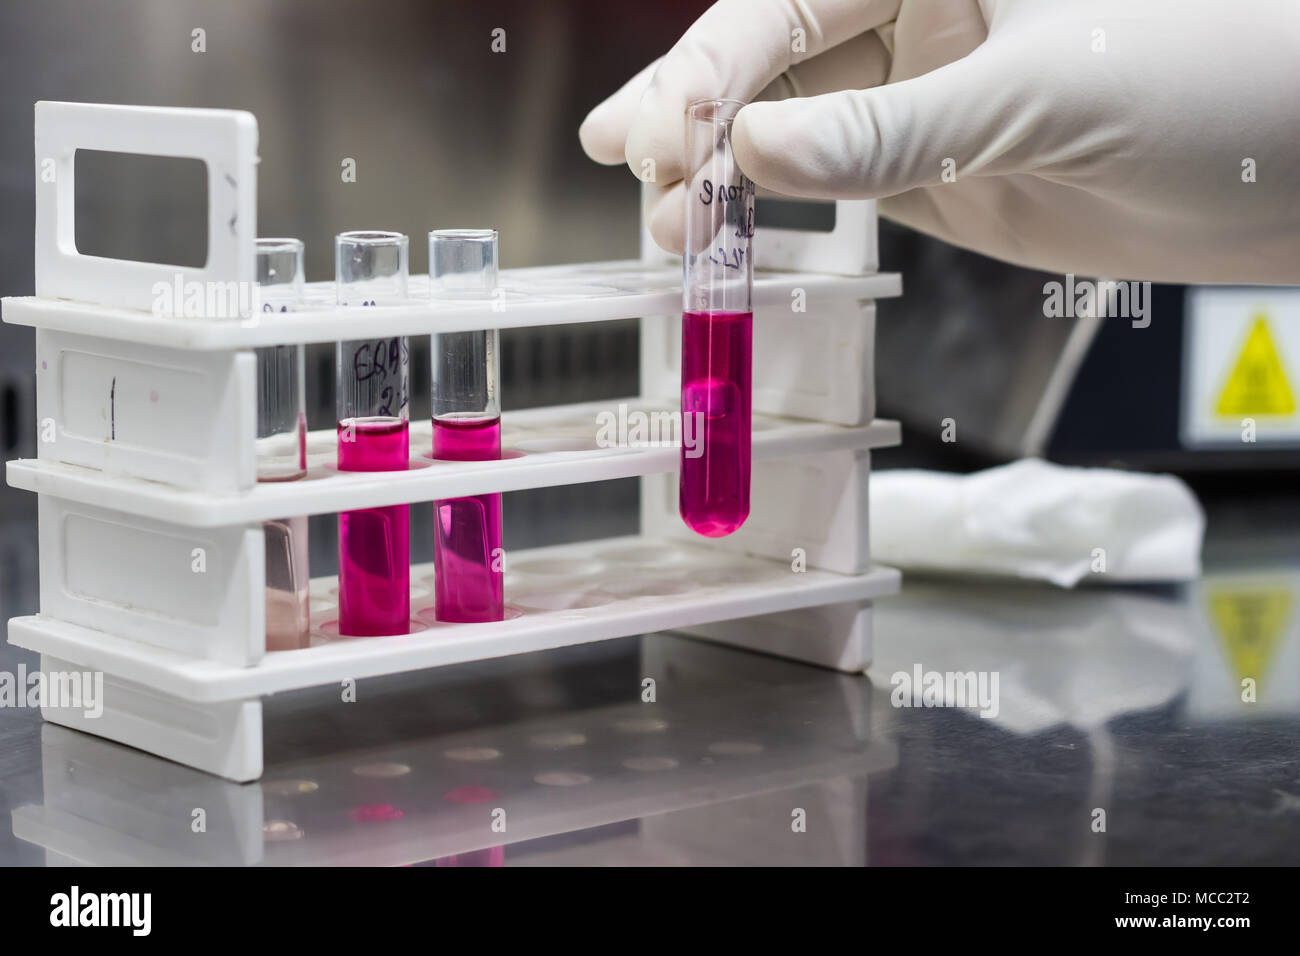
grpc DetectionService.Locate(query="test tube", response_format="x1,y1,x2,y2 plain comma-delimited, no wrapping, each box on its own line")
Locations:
335,231,411,636
429,229,504,623
257,238,310,650
680,99,754,537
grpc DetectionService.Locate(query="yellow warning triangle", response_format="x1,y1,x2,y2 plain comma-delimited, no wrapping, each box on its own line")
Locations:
1207,587,1292,689
1216,315,1297,416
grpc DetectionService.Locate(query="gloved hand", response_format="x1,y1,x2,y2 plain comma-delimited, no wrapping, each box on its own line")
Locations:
580,0,1300,284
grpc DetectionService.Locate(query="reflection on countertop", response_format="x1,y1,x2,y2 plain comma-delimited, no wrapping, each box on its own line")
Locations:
3,495,1299,865
867,565,1300,865
11,636,894,866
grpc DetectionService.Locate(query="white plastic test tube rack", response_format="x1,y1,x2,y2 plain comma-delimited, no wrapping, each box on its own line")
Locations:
3,102,903,781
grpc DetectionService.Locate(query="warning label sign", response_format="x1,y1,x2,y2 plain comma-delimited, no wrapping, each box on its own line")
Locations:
1214,315,1297,417
1182,289,1300,446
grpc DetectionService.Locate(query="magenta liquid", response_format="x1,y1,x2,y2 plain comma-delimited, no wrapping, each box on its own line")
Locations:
680,310,752,537
435,846,505,867
436,784,504,866
337,417,410,636
432,417,504,623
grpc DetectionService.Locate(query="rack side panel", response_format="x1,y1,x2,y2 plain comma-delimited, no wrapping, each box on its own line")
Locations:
39,496,265,666
36,330,255,492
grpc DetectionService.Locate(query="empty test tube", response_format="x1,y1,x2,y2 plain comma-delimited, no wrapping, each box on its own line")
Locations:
256,238,310,651
429,229,504,623
335,231,411,637
680,99,754,537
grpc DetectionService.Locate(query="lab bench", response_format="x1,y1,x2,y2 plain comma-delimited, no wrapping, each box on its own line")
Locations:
1,492,1296,866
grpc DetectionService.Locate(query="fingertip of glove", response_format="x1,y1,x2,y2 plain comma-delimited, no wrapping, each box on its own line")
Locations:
647,194,685,257
578,104,626,165
732,101,788,187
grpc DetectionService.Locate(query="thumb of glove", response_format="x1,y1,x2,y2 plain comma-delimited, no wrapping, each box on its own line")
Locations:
733,48,1027,200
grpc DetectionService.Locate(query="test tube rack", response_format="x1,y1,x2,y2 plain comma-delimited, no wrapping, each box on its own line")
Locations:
3,102,903,781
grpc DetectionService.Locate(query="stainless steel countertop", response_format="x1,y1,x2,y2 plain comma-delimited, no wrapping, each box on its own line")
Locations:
2,493,1297,866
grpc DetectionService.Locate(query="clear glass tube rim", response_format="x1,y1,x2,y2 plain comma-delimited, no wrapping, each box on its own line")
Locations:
256,237,306,304
430,228,498,241
686,98,747,124
335,230,411,304
336,230,409,246
429,228,499,300
256,237,304,253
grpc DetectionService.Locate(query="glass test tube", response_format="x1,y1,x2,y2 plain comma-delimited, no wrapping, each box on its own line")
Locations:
680,99,754,537
335,231,411,636
256,238,311,651
429,229,504,624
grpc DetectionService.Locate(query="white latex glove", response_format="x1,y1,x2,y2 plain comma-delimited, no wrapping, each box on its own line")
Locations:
580,0,1300,284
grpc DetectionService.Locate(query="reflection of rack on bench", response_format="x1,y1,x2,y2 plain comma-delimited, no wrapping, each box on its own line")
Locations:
3,102,904,781
11,636,898,866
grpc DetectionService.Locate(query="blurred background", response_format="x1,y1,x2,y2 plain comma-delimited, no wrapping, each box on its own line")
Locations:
0,0,1297,574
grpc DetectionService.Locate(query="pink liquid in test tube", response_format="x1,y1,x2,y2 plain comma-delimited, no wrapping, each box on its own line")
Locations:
433,417,504,623
679,99,754,537
680,310,752,537
338,417,411,636
429,228,506,624
335,230,411,637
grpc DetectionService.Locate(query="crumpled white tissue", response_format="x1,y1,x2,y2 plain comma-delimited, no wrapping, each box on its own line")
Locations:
869,459,1205,587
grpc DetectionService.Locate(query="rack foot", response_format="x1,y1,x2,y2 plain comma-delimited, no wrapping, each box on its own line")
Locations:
671,600,876,673
39,654,262,782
